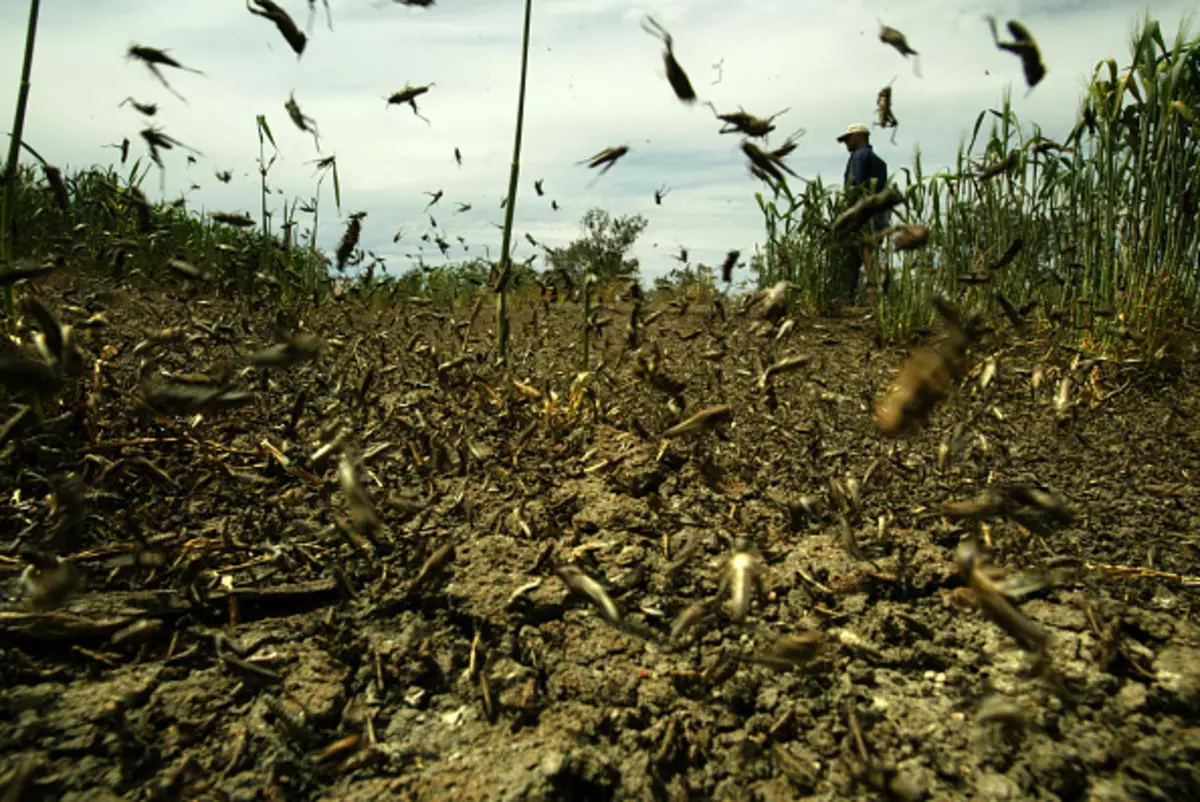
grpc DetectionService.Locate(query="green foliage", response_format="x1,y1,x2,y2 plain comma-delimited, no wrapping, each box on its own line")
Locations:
392,257,539,307
753,177,850,315
1,161,329,304
545,207,648,286
754,15,1200,353
653,262,716,294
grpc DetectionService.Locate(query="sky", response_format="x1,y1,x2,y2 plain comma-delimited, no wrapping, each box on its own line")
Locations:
0,0,1195,284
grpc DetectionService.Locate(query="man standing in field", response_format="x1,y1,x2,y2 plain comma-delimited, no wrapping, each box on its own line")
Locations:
836,122,889,303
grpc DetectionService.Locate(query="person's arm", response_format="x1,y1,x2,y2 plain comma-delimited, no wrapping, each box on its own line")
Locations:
870,156,888,194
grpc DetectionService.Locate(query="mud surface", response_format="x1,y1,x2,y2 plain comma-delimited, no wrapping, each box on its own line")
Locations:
2,275,1199,801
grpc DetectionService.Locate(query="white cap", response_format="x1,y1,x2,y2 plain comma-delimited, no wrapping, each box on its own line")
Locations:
837,123,870,143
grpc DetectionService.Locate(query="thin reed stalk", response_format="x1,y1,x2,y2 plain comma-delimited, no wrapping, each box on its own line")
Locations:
495,0,534,364
1,0,42,320
581,273,594,370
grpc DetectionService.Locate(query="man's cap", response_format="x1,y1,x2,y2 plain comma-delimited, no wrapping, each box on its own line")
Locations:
837,123,870,143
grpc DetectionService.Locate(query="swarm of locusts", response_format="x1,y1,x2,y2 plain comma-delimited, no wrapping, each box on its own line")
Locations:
101,6,1050,298
14,1,1076,687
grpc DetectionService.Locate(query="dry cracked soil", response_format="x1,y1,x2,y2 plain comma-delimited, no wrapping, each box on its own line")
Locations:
2,273,1199,801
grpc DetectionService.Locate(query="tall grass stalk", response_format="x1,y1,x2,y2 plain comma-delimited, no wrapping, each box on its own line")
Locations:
1,0,42,320
309,155,340,258
495,0,534,364
255,115,278,237
581,273,595,370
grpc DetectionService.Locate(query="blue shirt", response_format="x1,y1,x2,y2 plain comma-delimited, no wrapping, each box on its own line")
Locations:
844,145,889,232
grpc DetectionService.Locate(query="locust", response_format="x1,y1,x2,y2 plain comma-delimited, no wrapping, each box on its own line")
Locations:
742,140,796,186
0,404,32,448
42,165,69,213
758,354,811,391
395,0,435,6
717,537,762,623
555,563,621,625
127,187,155,232
833,187,904,233
210,211,256,228
988,237,1023,271
709,104,788,138
248,331,325,369
874,80,899,144
338,452,381,539
654,185,670,205
0,259,61,287
955,539,1049,653
736,631,825,670
126,44,204,102
534,178,544,196
994,291,1025,330
248,0,307,57
975,696,1028,729
214,169,233,183
455,202,471,213
662,405,732,438
1027,137,1064,156
873,296,977,436
305,0,333,32
721,249,739,283
986,17,1046,90
140,126,201,169
454,147,463,166
879,23,921,76
768,129,806,160
581,146,630,176
49,474,87,546
387,84,435,123
940,485,1075,537
761,280,799,319
105,138,131,164
871,223,929,251
120,97,158,116
167,259,206,281
976,151,1018,181
284,92,320,150
423,190,443,210
139,372,254,416
670,601,713,641
21,297,82,378
19,550,81,611
642,16,697,104
0,353,63,397
336,212,367,272
412,543,456,590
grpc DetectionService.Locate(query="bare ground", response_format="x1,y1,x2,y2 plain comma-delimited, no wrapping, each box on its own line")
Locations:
2,273,1199,801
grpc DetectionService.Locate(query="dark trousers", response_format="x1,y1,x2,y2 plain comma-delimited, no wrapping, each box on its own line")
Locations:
838,246,864,302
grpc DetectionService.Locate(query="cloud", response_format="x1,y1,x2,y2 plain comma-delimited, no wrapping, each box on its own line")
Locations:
0,0,1193,281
